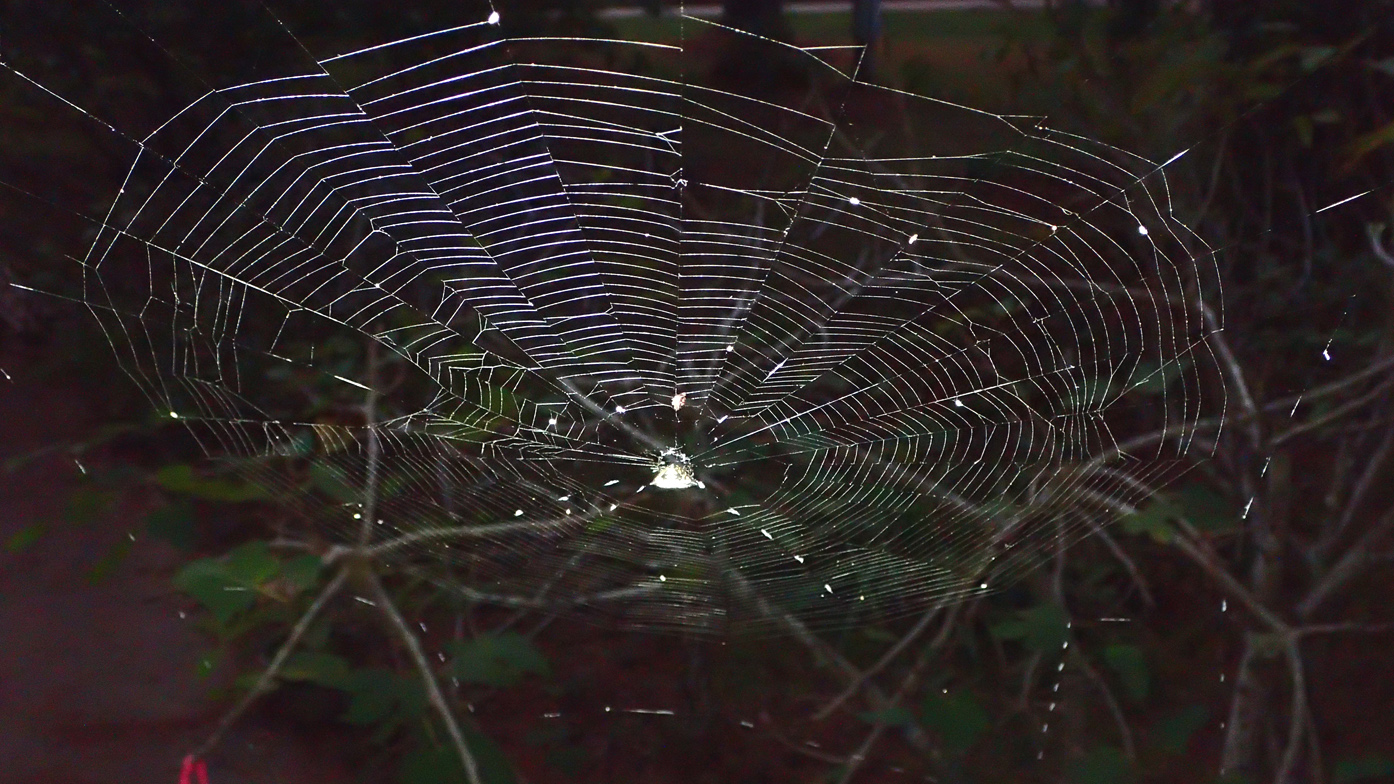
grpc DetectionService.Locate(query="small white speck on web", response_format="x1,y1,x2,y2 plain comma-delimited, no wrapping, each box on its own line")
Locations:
169,411,179,419
1137,224,1149,235
824,584,832,594
724,344,734,352
761,529,772,539
726,507,741,516
740,720,754,728
73,458,86,474
419,622,428,632
615,405,626,414
608,503,618,511
793,555,804,563
353,513,361,519
908,233,918,244
0,367,10,381
659,574,666,581
604,479,619,486
848,196,860,206
487,10,500,24
547,416,558,427
671,392,687,411
514,509,524,517
353,596,375,606
558,494,570,501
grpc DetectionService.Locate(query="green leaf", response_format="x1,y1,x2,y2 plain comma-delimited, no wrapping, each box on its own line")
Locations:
1070,746,1135,784
174,557,257,625
278,651,352,687
1129,358,1189,394
920,691,990,755
223,541,280,585
145,501,197,550
857,705,915,727
400,728,516,784
195,649,223,679
1119,499,1175,544
341,669,405,726
1349,120,1394,164
1174,483,1235,533
280,554,323,592
155,464,268,502
1153,705,1208,755
1333,754,1394,784
172,541,279,625
1102,644,1149,702
308,461,361,504
990,603,1070,652
1371,58,1394,78
87,538,133,584
450,632,550,687
6,522,47,552
64,486,116,525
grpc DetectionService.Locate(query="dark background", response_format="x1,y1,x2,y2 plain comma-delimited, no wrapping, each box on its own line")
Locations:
2,1,1393,783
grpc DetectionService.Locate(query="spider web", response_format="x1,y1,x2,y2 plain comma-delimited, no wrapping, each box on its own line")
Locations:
4,2,1222,634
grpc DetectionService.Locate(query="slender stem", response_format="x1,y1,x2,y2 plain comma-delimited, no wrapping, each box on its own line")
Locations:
1072,648,1137,761
813,603,942,721
368,571,483,784
193,567,349,758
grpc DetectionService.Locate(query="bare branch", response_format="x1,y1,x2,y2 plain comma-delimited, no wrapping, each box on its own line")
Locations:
1366,223,1394,271
1072,648,1137,761
1272,377,1394,447
1298,505,1394,620
813,602,957,721
368,571,483,784
192,567,349,759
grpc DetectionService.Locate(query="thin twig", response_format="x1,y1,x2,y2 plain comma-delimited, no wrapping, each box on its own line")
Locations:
837,604,962,784
1298,505,1394,619
368,571,483,784
1072,648,1137,761
192,567,349,758
812,602,946,721
1272,376,1394,446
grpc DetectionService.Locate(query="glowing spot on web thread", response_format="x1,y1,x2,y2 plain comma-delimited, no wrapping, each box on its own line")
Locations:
487,11,500,25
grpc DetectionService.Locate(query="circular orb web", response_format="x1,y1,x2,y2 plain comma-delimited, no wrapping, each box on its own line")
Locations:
74,14,1221,635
